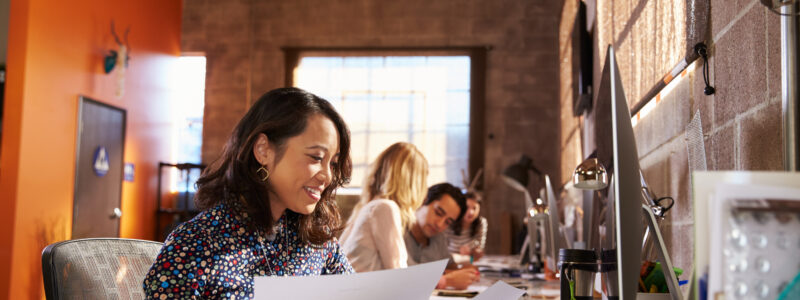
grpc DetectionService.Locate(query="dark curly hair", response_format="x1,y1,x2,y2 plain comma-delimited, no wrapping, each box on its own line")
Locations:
195,87,352,245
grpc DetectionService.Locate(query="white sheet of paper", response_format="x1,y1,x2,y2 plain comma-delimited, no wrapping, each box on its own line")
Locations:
472,281,526,300
253,259,447,300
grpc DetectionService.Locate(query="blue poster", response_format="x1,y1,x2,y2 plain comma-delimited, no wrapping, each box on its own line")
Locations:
93,146,110,177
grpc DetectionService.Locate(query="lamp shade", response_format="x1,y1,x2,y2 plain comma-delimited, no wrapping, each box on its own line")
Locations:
572,158,608,190
502,155,533,192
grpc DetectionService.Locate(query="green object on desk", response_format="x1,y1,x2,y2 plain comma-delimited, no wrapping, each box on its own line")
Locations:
642,262,683,293
777,270,800,300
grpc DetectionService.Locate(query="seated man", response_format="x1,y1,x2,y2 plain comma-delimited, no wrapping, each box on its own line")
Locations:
405,183,480,290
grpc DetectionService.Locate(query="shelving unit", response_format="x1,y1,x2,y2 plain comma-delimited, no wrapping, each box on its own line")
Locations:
155,162,206,240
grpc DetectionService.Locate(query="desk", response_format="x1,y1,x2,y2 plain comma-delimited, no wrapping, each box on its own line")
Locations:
430,255,560,299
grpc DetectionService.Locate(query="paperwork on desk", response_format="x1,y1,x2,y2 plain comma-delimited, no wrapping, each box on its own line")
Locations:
430,281,527,300
254,259,447,300
472,281,526,300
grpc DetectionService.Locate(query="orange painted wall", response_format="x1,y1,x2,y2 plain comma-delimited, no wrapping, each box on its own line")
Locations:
0,0,182,298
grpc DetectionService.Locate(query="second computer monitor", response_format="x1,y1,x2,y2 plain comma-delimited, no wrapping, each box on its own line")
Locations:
595,45,644,300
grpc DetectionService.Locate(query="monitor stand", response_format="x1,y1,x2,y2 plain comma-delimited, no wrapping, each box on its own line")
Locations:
520,212,549,273
641,204,683,300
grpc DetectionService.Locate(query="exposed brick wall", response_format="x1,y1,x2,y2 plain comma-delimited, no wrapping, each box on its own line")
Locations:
559,0,784,286
558,0,584,188
183,0,563,254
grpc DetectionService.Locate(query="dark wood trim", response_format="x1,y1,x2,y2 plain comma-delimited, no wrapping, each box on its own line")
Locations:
468,47,487,190
284,48,300,87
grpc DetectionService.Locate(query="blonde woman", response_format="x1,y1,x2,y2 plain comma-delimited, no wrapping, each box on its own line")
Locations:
340,142,429,272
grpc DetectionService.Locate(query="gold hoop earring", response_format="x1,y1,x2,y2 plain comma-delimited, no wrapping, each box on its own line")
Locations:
257,165,270,182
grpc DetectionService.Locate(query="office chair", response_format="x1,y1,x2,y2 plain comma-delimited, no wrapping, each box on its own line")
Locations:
41,238,164,300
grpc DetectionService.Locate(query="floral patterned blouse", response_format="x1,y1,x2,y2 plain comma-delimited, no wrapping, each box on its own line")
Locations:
143,200,354,299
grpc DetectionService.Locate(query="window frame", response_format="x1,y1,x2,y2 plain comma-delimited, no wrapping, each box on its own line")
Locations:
283,47,487,189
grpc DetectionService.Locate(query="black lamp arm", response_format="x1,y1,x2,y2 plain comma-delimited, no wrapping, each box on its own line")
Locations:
529,164,544,176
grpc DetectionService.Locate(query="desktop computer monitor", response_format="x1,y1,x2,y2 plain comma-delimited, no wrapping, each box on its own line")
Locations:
543,175,567,261
513,174,567,271
594,45,644,300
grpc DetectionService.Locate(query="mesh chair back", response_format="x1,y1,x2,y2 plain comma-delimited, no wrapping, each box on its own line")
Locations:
42,238,164,300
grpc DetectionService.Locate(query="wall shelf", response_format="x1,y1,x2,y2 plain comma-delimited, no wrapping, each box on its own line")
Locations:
155,162,205,240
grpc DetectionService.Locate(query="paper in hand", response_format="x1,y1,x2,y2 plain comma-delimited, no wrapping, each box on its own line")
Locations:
253,259,448,300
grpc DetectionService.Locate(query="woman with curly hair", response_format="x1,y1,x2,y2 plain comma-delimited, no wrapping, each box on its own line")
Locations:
144,87,354,299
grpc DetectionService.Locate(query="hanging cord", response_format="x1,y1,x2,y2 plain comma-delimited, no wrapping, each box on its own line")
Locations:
695,43,715,95
654,196,675,214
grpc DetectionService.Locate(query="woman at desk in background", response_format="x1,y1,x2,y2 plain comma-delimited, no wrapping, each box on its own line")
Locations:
143,88,354,299
340,142,429,272
445,191,488,262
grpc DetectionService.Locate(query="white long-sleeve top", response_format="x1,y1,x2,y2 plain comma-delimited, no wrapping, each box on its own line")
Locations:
339,199,409,272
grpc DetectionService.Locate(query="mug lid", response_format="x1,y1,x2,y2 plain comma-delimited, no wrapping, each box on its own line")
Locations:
559,248,597,263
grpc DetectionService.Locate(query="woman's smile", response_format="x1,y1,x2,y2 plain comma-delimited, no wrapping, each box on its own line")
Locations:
303,186,322,202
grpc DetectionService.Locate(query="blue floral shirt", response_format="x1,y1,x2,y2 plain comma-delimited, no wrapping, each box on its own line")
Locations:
143,200,354,299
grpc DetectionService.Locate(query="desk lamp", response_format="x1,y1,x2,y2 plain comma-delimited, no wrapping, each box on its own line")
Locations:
502,155,566,273
502,155,540,210
572,158,608,190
